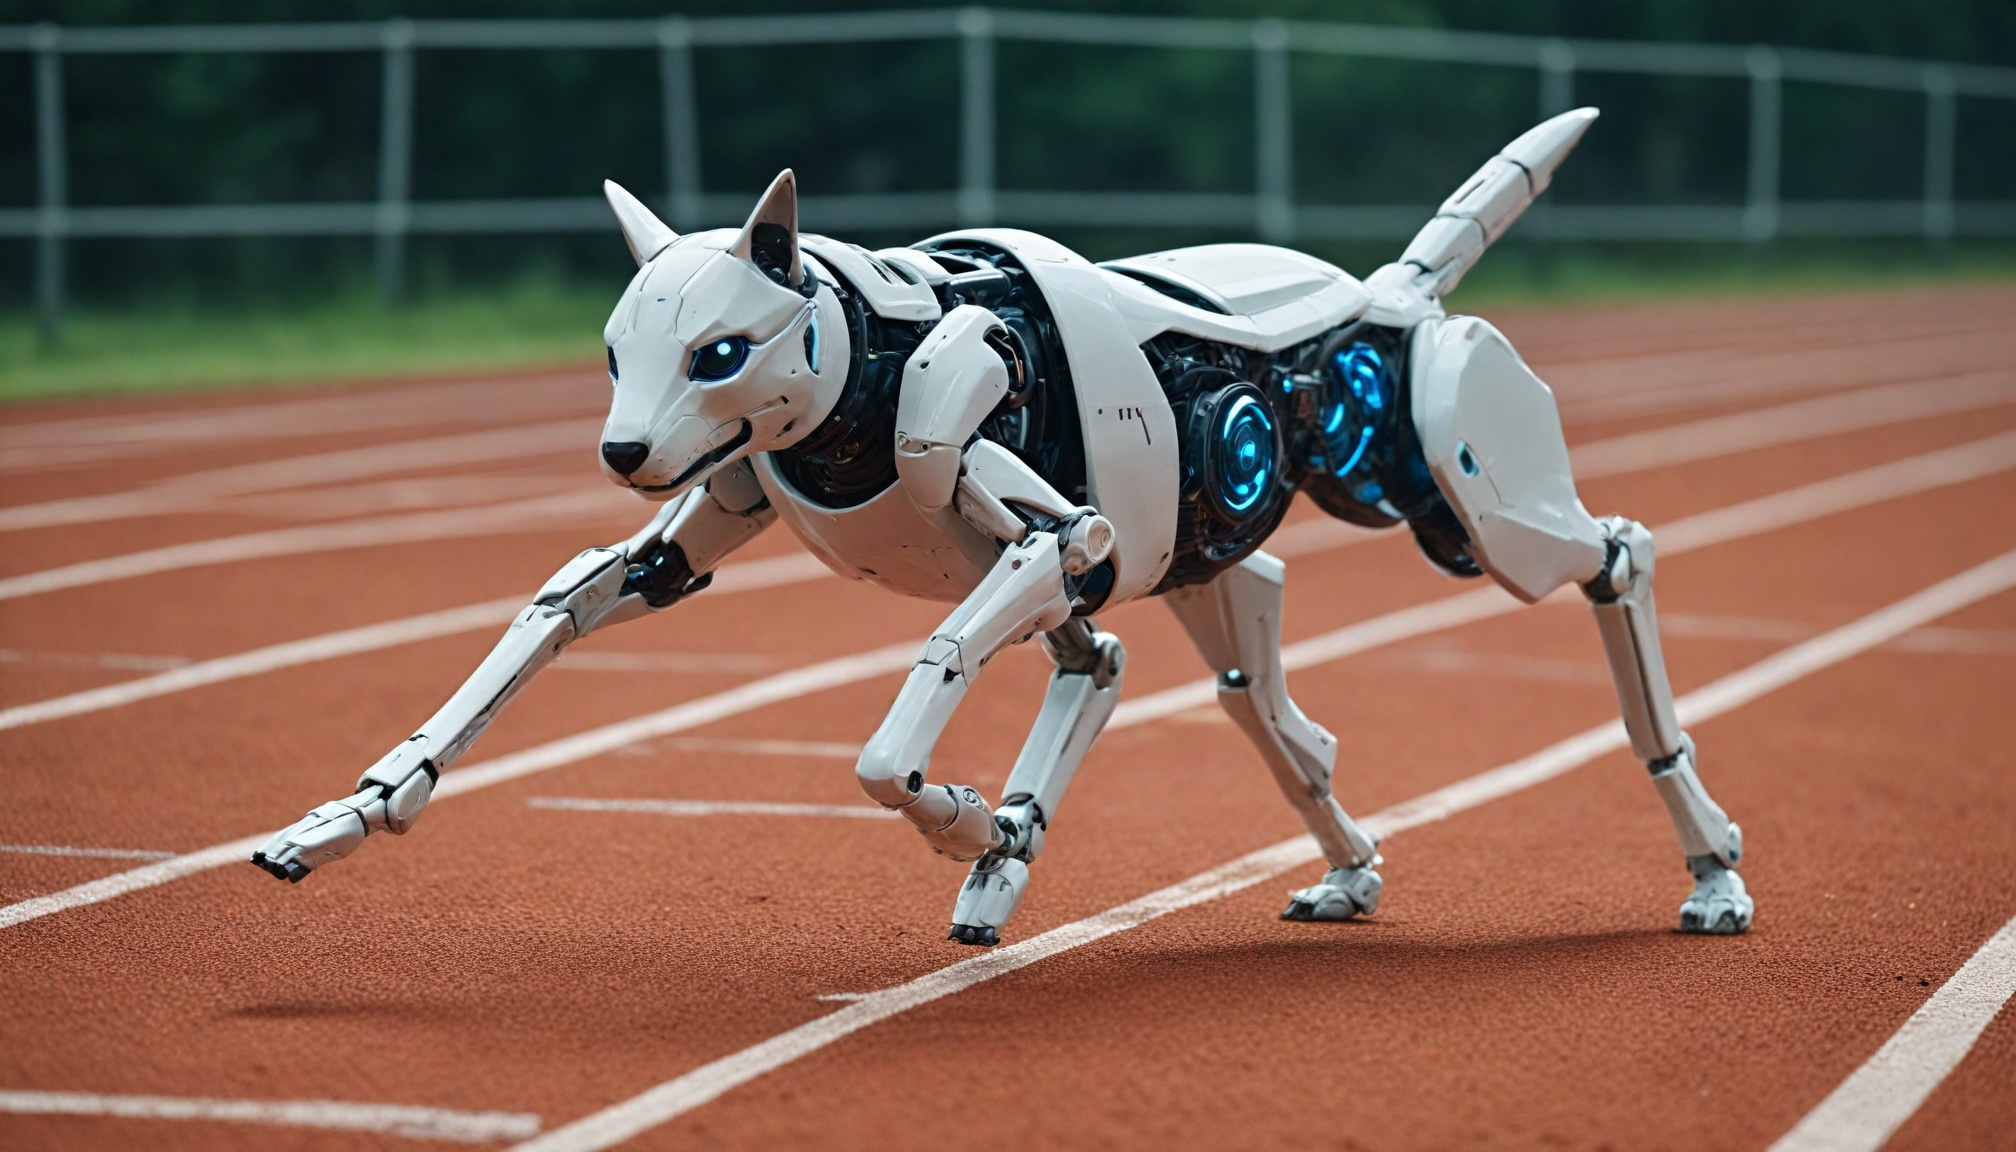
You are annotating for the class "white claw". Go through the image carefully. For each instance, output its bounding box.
[250,790,382,882]
[1679,861,1753,935]
[1282,865,1383,922]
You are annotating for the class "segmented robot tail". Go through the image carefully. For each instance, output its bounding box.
[1395,107,1600,298]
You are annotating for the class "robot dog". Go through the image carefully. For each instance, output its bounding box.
[254,109,1753,943]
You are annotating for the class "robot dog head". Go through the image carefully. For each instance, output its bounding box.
[597,170,848,499]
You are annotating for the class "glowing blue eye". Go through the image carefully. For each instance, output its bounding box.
[690,336,749,382]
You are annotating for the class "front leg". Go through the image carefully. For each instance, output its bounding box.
[855,530,1076,860]
[250,462,775,882]
[856,442,1114,866]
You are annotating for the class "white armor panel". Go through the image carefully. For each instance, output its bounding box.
[893,305,1012,511]
[920,228,1180,604]
[1410,315,1607,603]
[753,451,997,600]
[1099,243,1372,353]
[799,234,942,323]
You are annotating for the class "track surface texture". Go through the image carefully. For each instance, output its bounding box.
[3,286,2014,1152]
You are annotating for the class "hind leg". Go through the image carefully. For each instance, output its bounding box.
[1583,518,1751,934]
[946,618,1125,945]
[1165,552,1383,921]
[1407,315,1751,933]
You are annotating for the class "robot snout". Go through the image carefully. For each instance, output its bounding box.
[600,441,651,476]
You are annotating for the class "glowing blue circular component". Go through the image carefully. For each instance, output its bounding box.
[1212,392,1277,516]
[1335,344,1384,406]
[1323,341,1392,477]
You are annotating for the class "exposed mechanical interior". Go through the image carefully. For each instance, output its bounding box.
[769,262,922,508]
[915,241,1090,510]
[773,242,1089,520]
[1138,314,1481,591]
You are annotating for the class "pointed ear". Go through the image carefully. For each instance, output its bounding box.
[603,180,676,266]
[731,169,806,290]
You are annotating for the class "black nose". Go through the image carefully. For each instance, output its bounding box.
[601,441,651,476]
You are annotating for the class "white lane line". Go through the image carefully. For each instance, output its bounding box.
[0,552,830,734]
[556,651,786,674]
[205,473,592,524]
[0,641,919,930]
[0,844,175,861]
[511,545,2016,1152]
[0,599,522,732]
[0,374,593,471]
[0,420,599,532]
[1375,648,1613,684]
[427,643,918,803]
[1662,614,2016,656]
[0,648,190,672]
[1555,335,2016,424]
[528,798,897,820]
[0,1089,540,1143]
[1655,429,2016,555]
[625,737,865,760]
[1568,370,2014,480]
[1769,914,2016,1152]
[8,430,2012,925]
[0,490,634,602]
[1885,626,2016,656]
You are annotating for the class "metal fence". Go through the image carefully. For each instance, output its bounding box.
[6,7,2016,337]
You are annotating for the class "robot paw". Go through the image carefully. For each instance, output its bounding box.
[249,851,313,883]
[948,924,1000,947]
[1282,865,1382,922]
[946,856,1028,946]
[248,794,375,883]
[1678,856,1753,935]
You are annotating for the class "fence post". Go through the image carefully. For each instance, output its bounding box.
[32,23,66,346]
[376,19,416,303]
[1254,18,1293,243]
[1538,39,1576,119]
[658,17,702,231]
[1921,65,1957,253]
[957,7,996,228]
[1743,45,1781,245]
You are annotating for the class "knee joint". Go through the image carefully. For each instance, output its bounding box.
[855,738,924,808]
[1584,517,1655,603]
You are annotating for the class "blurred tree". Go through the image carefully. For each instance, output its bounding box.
[0,0,2009,308]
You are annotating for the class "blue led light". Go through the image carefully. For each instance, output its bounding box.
[1333,425,1375,477]
[1213,392,1276,516]
[1335,344,1385,409]
[1322,342,1391,479]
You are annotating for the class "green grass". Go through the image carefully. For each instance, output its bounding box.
[0,277,612,404]
[5,241,2013,405]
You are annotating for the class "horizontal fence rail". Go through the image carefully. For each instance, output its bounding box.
[8,7,2016,338]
